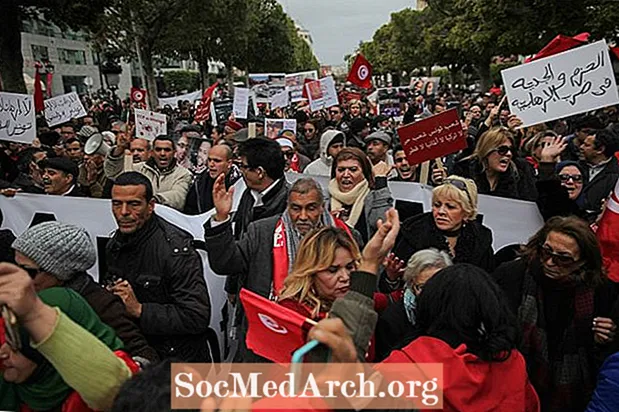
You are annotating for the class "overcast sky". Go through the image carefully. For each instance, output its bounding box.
[278,0,417,66]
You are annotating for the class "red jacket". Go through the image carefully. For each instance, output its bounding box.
[379,337,540,411]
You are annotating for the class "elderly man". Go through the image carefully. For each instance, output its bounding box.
[130,138,151,164]
[78,133,111,198]
[205,177,357,361]
[184,144,241,215]
[104,134,192,211]
[106,172,211,362]
[40,157,85,197]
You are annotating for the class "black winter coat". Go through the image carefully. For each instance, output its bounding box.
[451,157,538,202]
[105,214,211,362]
[393,212,495,273]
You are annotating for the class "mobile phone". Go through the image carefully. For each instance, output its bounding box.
[290,340,323,394]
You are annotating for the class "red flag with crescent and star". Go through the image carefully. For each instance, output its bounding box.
[130,87,147,104]
[347,54,373,89]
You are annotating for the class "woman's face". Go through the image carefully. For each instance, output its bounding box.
[558,165,584,201]
[350,104,361,117]
[486,137,514,174]
[335,159,365,193]
[410,267,441,297]
[540,231,583,281]
[0,343,37,383]
[303,123,317,140]
[314,247,356,301]
[432,194,467,232]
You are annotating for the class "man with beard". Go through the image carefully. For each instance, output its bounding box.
[40,157,85,197]
[184,144,241,215]
[105,135,192,211]
[193,139,212,175]
[391,146,419,182]
[130,138,151,164]
[204,177,358,361]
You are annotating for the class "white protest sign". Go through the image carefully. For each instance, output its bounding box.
[271,90,290,109]
[0,92,36,144]
[43,92,87,127]
[305,76,339,112]
[285,70,318,102]
[233,87,250,119]
[502,40,619,128]
[135,109,168,141]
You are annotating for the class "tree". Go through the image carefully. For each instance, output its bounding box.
[1,0,108,93]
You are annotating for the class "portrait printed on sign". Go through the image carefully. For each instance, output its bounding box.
[249,73,286,103]
[175,132,212,174]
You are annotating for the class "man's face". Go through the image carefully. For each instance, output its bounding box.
[176,135,190,162]
[111,184,155,234]
[329,107,343,123]
[197,141,212,168]
[580,135,600,163]
[42,168,72,195]
[288,190,324,236]
[207,146,231,179]
[130,139,151,163]
[84,153,104,169]
[82,117,94,126]
[60,126,76,141]
[366,140,388,163]
[111,123,127,142]
[281,147,296,171]
[327,142,344,159]
[65,141,83,163]
[394,150,416,180]
[499,109,510,124]
[470,106,482,120]
[153,140,174,169]
[239,156,262,190]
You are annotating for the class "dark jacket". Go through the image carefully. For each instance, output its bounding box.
[451,157,538,201]
[184,170,240,216]
[10,173,45,194]
[535,162,587,222]
[375,298,417,362]
[392,212,495,273]
[580,157,619,218]
[105,214,211,362]
[64,272,159,363]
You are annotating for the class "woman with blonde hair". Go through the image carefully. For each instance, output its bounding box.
[348,99,363,119]
[451,126,537,201]
[391,176,495,274]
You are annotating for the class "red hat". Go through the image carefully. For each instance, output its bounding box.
[226,120,244,132]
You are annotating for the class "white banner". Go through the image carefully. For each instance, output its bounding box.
[135,109,168,141]
[306,76,339,112]
[0,92,36,144]
[270,90,290,110]
[44,92,87,127]
[502,40,619,128]
[157,90,203,108]
[285,70,318,103]
[232,87,250,119]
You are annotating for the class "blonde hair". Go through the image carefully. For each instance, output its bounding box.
[471,127,515,162]
[432,175,479,220]
[349,99,362,110]
[279,227,361,317]
[524,130,558,159]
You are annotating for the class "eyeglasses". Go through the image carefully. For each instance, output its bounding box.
[17,264,40,279]
[493,145,514,156]
[559,174,583,183]
[329,110,341,115]
[539,245,580,268]
[283,151,295,159]
[304,128,315,134]
[443,178,472,203]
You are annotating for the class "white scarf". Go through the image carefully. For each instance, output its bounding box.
[328,178,370,227]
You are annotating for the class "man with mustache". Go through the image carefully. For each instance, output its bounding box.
[106,171,211,362]
[130,138,151,164]
[40,157,85,197]
[391,145,419,182]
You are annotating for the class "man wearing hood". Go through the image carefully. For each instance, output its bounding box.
[304,130,346,176]
[104,134,192,211]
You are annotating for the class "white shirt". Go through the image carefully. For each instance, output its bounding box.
[251,178,281,208]
[588,157,612,182]
[59,184,76,196]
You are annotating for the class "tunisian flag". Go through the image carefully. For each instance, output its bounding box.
[194,83,218,123]
[239,288,314,363]
[525,33,590,63]
[597,179,619,282]
[347,54,373,89]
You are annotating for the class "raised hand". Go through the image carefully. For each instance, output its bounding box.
[540,136,567,163]
[213,173,234,222]
[360,208,400,274]
[384,252,405,281]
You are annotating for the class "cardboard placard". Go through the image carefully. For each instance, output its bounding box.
[135,109,168,141]
[44,92,87,127]
[0,92,36,144]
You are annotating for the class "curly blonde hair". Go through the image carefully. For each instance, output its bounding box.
[278,227,361,317]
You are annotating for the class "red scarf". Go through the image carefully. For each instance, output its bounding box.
[271,215,353,299]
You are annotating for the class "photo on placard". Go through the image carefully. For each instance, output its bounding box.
[248,73,286,103]
[175,132,213,174]
[265,119,285,140]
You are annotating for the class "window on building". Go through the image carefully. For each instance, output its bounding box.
[58,48,87,65]
[31,45,49,62]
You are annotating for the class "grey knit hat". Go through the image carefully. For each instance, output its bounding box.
[12,221,97,280]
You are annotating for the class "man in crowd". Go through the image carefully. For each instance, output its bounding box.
[40,157,85,197]
[205,178,352,361]
[60,123,77,142]
[130,138,151,164]
[365,130,393,166]
[176,128,199,170]
[193,139,212,175]
[304,130,346,176]
[12,220,159,365]
[65,137,84,164]
[106,172,211,362]
[184,144,240,215]
[78,134,110,198]
[277,135,310,173]
[564,115,604,162]
[104,134,192,211]
[579,128,619,216]
[391,145,419,182]
[329,105,348,133]
[347,118,371,149]
[8,147,47,194]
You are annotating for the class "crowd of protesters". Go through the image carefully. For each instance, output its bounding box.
[0,75,618,412]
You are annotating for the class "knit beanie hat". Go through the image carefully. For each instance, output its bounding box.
[12,221,97,281]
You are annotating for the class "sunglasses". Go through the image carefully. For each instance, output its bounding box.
[304,128,315,133]
[283,151,295,159]
[442,178,472,203]
[559,174,583,183]
[493,145,514,156]
[539,245,579,268]
[329,111,341,115]
[17,264,40,279]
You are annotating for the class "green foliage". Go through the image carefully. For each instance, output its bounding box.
[162,70,199,94]
[491,62,519,85]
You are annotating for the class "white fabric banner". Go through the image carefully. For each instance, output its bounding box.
[502,40,619,128]
[0,175,543,359]
[43,92,87,127]
[157,90,203,108]
[0,92,36,144]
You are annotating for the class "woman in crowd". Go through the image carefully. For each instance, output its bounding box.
[298,119,321,159]
[328,148,393,244]
[348,99,363,119]
[524,130,559,174]
[492,216,619,412]
[0,284,138,411]
[392,176,495,275]
[375,249,452,361]
[452,126,538,201]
